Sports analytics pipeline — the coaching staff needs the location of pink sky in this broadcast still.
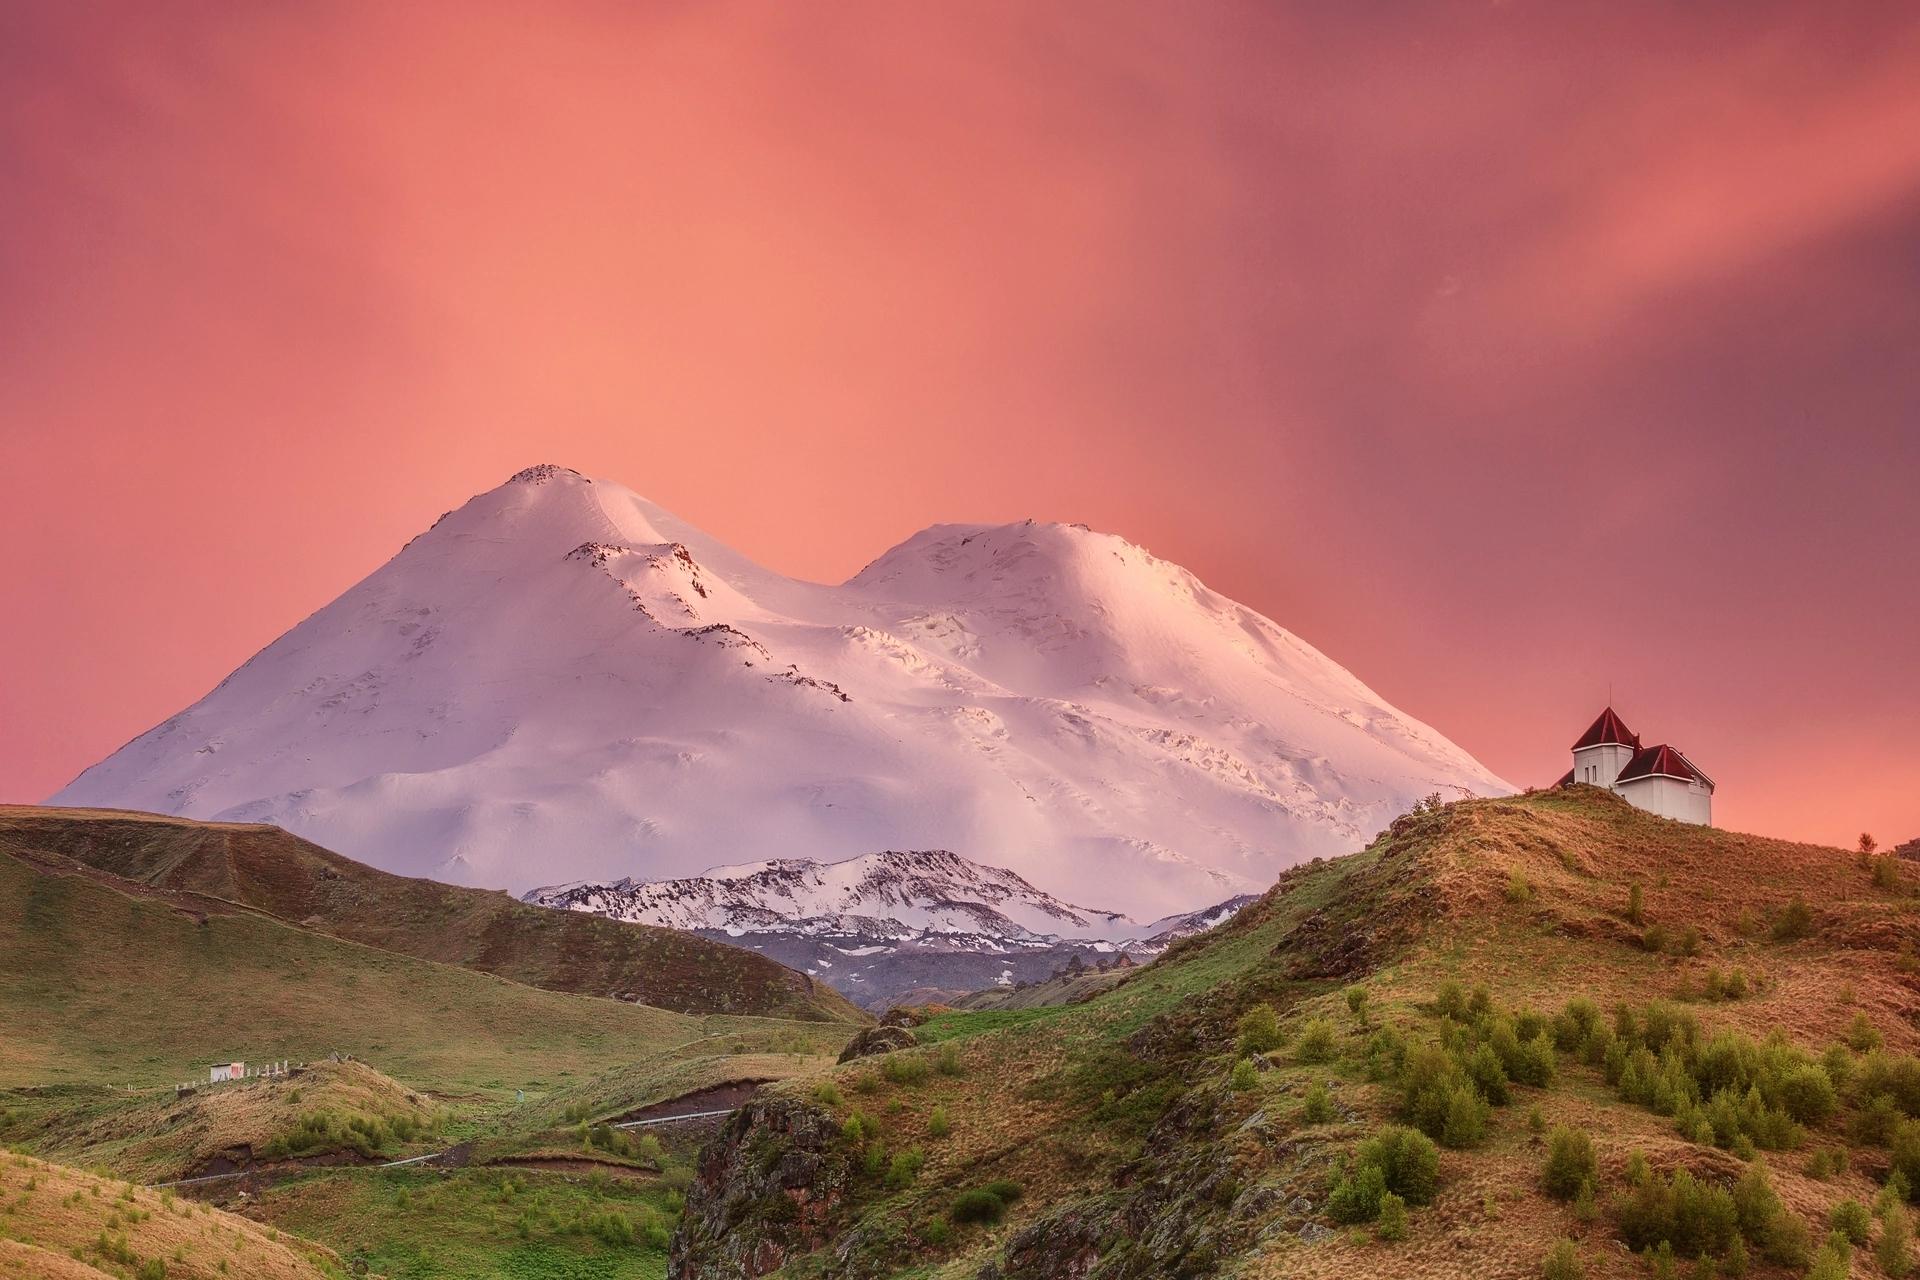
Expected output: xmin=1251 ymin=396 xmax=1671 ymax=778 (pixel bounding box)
xmin=3 ymin=2 xmax=1917 ymax=849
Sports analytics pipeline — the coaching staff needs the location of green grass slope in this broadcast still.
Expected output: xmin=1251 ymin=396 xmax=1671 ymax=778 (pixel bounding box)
xmin=0 ymin=805 xmax=860 ymax=1024
xmin=0 ymin=839 xmax=849 ymax=1095
xmin=671 ymin=787 xmax=1920 ymax=1280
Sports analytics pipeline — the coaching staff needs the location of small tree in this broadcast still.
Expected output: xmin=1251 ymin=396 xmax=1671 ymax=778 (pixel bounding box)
xmin=1344 ymin=985 xmax=1370 ymax=1024
xmin=1628 ymin=882 xmax=1645 ymax=926
xmin=1879 ymin=1201 xmax=1914 ymax=1279
xmin=1237 ymin=1003 xmax=1284 ymax=1055
xmin=1861 ymin=833 xmax=1879 ymax=857
xmin=1301 ymin=1080 xmax=1334 ymax=1124
xmin=1230 ymin=1058 xmax=1259 ymax=1092
xmin=1543 ymin=1126 xmax=1598 ymax=1200
xmin=1376 ymin=1191 xmax=1409 ymax=1241
xmin=1296 ymin=1017 xmax=1338 ymax=1064
xmin=1542 ymin=1238 xmax=1584 ymax=1280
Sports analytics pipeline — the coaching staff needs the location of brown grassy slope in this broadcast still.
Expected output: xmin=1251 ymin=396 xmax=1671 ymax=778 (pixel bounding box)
xmin=1373 ymin=784 xmax=1920 ymax=1053
xmin=18 ymin=1060 xmax=440 ymax=1184
xmin=0 ymin=805 xmax=860 ymax=1024
xmin=672 ymin=787 xmax=1920 ymax=1280
xmin=0 ymin=1151 xmax=340 ymax=1279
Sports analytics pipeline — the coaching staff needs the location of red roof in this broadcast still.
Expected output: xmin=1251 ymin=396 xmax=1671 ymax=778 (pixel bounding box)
xmin=1614 ymin=744 xmax=1713 ymax=789
xmin=1572 ymin=707 xmax=1641 ymax=752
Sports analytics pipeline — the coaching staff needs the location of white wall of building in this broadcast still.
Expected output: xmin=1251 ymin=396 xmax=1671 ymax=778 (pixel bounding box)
xmin=1572 ymin=743 xmax=1635 ymax=789
xmin=1615 ymin=776 xmax=1712 ymax=825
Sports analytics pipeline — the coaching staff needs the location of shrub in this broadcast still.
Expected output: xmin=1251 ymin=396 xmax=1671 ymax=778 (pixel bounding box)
xmin=1542 ymin=1238 xmax=1584 ymax=1280
xmin=1771 ymin=897 xmax=1814 ymax=941
xmin=950 ymin=1188 xmax=1007 ymax=1225
xmin=982 ymin=1179 xmax=1023 ymax=1205
xmin=935 ymin=1043 xmax=965 ymax=1076
xmin=1329 ymin=1162 xmax=1388 ymax=1223
xmin=1879 ymin=1201 xmax=1914 ymax=1279
xmin=1296 ymin=1018 xmax=1338 ymax=1064
xmin=1355 ymin=1125 xmax=1440 ymax=1205
xmin=1778 ymin=1065 xmax=1837 ymax=1125
xmin=886 ymin=1149 xmax=924 ymax=1189
xmin=1808 ymin=1236 xmax=1850 ymax=1280
xmin=927 ymin=1106 xmax=950 ymax=1139
xmin=1345 ymin=986 xmax=1370 ymax=1023
xmin=1874 ymin=857 xmax=1905 ymax=890
xmin=1506 ymin=870 xmax=1533 ymax=904
xmin=813 ymin=1081 xmax=844 ymax=1107
xmin=1301 ymin=1080 xmax=1334 ymax=1125
xmin=1805 ymin=1148 xmax=1842 ymax=1180
xmin=1376 ymin=1191 xmax=1408 ymax=1241
xmin=1893 ymin=1120 xmax=1920 ymax=1197
xmin=1466 ymin=1043 xmax=1510 ymax=1106
xmin=881 ymin=1054 xmax=930 ymax=1086
xmin=1830 ymin=1198 xmax=1871 ymax=1244
xmin=1849 ymin=1014 xmax=1883 ymax=1054
xmin=1434 ymin=980 xmax=1467 ymax=1020
xmin=1762 ymin=1210 xmax=1811 ymax=1267
xmin=1441 ymin=1083 xmax=1490 ymax=1147
xmin=1542 ymin=1126 xmax=1597 ymax=1200
xmin=1617 ymin=1166 xmax=1738 ymax=1257
xmin=1572 ymin=1178 xmax=1597 ymax=1222
xmin=586 ymin=1211 xmax=635 ymax=1246
xmin=1236 ymin=1004 xmax=1284 ymax=1055
xmin=1230 ymin=1058 xmax=1258 ymax=1092
xmin=1643 ymin=923 xmax=1670 ymax=954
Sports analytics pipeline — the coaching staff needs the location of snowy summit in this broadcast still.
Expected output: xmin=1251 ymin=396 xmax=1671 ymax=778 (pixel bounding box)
xmin=54 ymin=465 xmax=1509 ymax=916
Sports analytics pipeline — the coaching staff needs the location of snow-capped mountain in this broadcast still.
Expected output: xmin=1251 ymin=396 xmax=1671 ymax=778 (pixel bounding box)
xmin=525 ymin=849 xmax=1132 ymax=941
xmin=525 ymin=848 xmax=1253 ymax=1010
xmin=54 ymin=464 xmax=1509 ymax=916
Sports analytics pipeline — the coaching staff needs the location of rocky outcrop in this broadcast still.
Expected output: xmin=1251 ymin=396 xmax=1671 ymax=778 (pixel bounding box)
xmin=669 ymin=1094 xmax=855 ymax=1279
xmin=837 ymin=1024 xmax=917 ymax=1063
xmin=977 ymin=1200 xmax=1109 ymax=1279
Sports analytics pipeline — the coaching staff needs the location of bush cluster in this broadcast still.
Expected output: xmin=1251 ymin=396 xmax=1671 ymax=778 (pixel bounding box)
xmin=1399 ymin=990 xmax=1552 ymax=1148
xmin=950 ymin=1181 xmax=1022 ymax=1225
xmin=260 ymin=1107 xmax=431 ymax=1160
xmin=1327 ymin=1125 xmax=1439 ymax=1223
xmin=1585 ymin=1000 xmax=1835 ymax=1152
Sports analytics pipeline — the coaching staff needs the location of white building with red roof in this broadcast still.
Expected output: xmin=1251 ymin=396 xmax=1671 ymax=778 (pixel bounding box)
xmin=1557 ymin=707 xmax=1714 ymax=825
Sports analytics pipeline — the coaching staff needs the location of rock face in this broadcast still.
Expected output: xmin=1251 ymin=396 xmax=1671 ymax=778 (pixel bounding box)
xmin=977 ymin=1202 xmax=1106 ymax=1279
xmin=836 ymin=1025 xmax=917 ymax=1064
xmin=669 ymin=1094 xmax=855 ymax=1280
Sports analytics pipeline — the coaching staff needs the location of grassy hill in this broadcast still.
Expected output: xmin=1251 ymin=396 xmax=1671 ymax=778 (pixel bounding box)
xmin=0 ymin=821 xmax=860 ymax=1277
xmin=0 ymin=1150 xmax=344 ymax=1279
xmin=0 ymin=805 xmax=859 ymax=1024
xmin=670 ymin=787 xmax=1920 ymax=1279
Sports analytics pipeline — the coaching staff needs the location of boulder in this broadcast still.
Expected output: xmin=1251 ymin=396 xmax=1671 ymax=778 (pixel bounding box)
xmin=836 ymin=1025 xmax=917 ymax=1064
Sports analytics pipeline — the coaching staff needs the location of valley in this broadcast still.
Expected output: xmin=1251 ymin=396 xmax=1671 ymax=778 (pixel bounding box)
xmin=0 ymin=807 xmax=865 ymax=1278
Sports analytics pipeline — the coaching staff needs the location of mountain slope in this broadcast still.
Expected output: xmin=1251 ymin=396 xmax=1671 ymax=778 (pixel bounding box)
xmin=0 ymin=830 xmax=850 ymax=1093
xmin=669 ymin=789 xmax=1920 ymax=1279
xmin=527 ymin=849 xmax=1136 ymax=941
xmin=54 ymin=464 xmax=1509 ymax=916
xmin=527 ymin=849 xmax=1252 ymax=1010
xmin=0 ymin=805 xmax=857 ymax=1022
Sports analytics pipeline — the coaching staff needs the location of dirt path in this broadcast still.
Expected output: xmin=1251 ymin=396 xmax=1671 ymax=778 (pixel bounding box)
xmin=609 ymin=1079 xmax=769 ymax=1126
